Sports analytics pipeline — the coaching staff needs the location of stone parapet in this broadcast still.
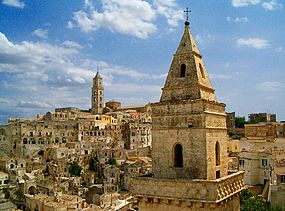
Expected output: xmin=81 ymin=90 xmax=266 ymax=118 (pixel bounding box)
xmin=130 ymin=171 xmax=244 ymax=203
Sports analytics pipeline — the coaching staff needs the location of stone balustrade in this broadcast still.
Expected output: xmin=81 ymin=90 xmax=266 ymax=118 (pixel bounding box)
xmin=130 ymin=171 xmax=244 ymax=203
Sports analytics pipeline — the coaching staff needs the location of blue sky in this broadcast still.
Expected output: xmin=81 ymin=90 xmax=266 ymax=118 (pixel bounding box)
xmin=0 ymin=0 xmax=284 ymax=124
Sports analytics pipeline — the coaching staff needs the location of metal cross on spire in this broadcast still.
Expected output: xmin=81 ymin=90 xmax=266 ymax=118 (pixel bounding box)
xmin=184 ymin=7 xmax=191 ymax=21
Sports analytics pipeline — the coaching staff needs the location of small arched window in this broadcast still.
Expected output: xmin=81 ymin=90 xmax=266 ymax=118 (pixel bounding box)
xmin=199 ymin=63 xmax=205 ymax=78
xmin=180 ymin=64 xmax=186 ymax=77
xmin=174 ymin=144 xmax=183 ymax=167
xmin=215 ymin=142 xmax=220 ymax=166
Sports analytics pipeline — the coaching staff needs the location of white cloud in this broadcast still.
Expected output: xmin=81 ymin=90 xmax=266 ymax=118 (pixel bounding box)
xmin=2 ymin=0 xmax=24 ymax=8
xmin=209 ymin=74 xmax=232 ymax=80
xmin=226 ymin=16 xmax=249 ymax=23
xmin=0 ymin=32 xmax=163 ymax=118
xmin=232 ymin=0 xmax=261 ymax=7
xmin=66 ymin=21 xmax=74 ymax=29
xmin=81 ymin=59 xmax=165 ymax=82
xmin=32 ymin=28 xmax=49 ymax=39
xmin=237 ymin=38 xmax=270 ymax=49
xmin=17 ymin=100 xmax=51 ymax=108
xmin=0 ymin=31 xmax=89 ymax=86
xmin=256 ymin=81 xmax=284 ymax=92
xmin=275 ymin=46 xmax=283 ymax=53
xmin=84 ymin=0 xmax=95 ymax=10
xmin=72 ymin=0 xmax=157 ymax=39
xmin=153 ymin=0 xmax=183 ymax=28
xmin=62 ymin=40 xmax=83 ymax=49
xmin=70 ymin=0 xmax=183 ymax=39
xmin=232 ymin=0 xmax=282 ymax=10
xmin=109 ymin=83 xmax=161 ymax=95
xmin=262 ymin=0 xmax=283 ymax=10
xmin=195 ymin=34 xmax=214 ymax=45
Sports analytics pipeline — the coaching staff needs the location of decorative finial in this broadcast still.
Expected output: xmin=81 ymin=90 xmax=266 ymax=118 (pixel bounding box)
xmin=184 ymin=7 xmax=191 ymax=25
xmin=97 ymin=67 xmax=99 ymax=73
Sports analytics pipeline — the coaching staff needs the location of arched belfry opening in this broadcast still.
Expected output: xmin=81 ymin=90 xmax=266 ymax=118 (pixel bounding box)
xmin=199 ymin=63 xmax=205 ymax=78
xmin=215 ymin=142 xmax=220 ymax=166
xmin=174 ymin=144 xmax=183 ymax=167
xmin=180 ymin=64 xmax=186 ymax=77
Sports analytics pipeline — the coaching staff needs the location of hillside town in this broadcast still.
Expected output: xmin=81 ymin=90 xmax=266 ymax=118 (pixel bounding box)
xmin=0 ymin=71 xmax=154 ymax=210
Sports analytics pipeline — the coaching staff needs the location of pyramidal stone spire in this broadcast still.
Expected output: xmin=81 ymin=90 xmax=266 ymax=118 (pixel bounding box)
xmin=94 ymin=71 xmax=102 ymax=80
xmin=160 ymin=21 xmax=216 ymax=102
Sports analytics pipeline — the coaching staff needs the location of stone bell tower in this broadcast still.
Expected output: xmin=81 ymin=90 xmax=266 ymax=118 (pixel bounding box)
xmin=152 ymin=17 xmax=227 ymax=181
xmin=130 ymin=9 xmax=244 ymax=211
xmin=91 ymin=71 xmax=104 ymax=114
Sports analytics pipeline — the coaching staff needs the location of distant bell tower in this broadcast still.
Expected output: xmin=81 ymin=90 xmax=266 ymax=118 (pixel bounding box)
xmin=91 ymin=71 xmax=104 ymax=114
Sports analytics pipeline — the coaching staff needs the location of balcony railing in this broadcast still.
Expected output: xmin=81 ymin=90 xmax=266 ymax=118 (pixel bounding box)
xmin=130 ymin=171 xmax=244 ymax=203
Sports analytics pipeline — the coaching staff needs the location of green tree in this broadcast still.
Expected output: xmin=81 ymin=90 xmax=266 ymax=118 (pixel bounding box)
xmin=240 ymin=190 xmax=267 ymax=211
xmin=107 ymin=157 xmax=117 ymax=165
xmin=89 ymin=156 xmax=98 ymax=172
xmin=69 ymin=162 xmax=82 ymax=176
xmin=235 ymin=116 xmax=246 ymax=128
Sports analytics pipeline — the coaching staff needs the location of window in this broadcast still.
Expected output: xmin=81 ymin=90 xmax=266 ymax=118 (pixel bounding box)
xmin=216 ymin=170 xmax=220 ymax=179
xmin=215 ymin=142 xmax=220 ymax=166
xmin=239 ymin=159 xmax=245 ymax=166
xmin=199 ymin=63 xmax=205 ymax=78
xmin=281 ymin=175 xmax=285 ymax=183
xmin=174 ymin=144 xmax=183 ymax=167
xmin=262 ymin=159 xmax=268 ymax=167
xmin=180 ymin=64 xmax=186 ymax=77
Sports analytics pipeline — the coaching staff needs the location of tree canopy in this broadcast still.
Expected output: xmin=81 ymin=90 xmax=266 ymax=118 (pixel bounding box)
xmin=240 ymin=190 xmax=267 ymax=211
xmin=69 ymin=162 xmax=82 ymax=177
xmin=235 ymin=116 xmax=246 ymax=128
xmin=107 ymin=157 xmax=117 ymax=165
